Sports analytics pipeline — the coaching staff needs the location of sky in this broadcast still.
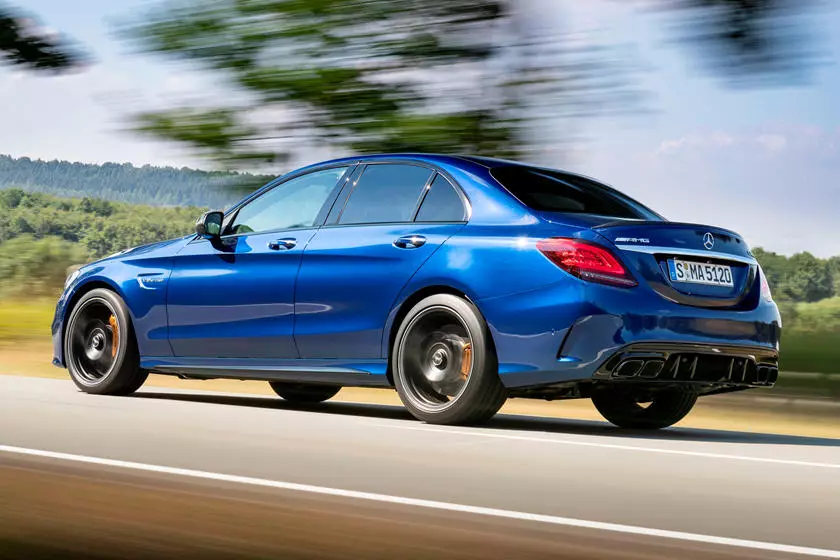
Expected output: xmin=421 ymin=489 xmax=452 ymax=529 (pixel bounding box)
xmin=1 ymin=0 xmax=839 ymax=257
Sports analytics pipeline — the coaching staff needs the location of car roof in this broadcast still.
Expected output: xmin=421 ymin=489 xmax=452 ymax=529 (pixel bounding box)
xmin=305 ymin=152 xmax=544 ymax=170
xmin=305 ymin=153 xmax=473 ymax=168
xmin=306 ymin=153 xmax=598 ymax=180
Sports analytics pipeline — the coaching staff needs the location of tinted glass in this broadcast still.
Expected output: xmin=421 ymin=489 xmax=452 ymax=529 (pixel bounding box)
xmin=339 ymin=164 xmax=433 ymax=225
xmin=415 ymin=175 xmax=466 ymax=222
xmin=228 ymin=167 xmax=348 ymax=235
xmin=490 ymin=166 xmax=660 ymax=220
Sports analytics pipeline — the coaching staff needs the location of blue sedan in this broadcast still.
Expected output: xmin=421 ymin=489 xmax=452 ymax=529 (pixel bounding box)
xmin=53 ymin=154 xmax=781 ymax=428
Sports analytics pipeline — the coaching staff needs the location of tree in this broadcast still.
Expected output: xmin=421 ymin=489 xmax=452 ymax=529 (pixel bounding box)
xmin=126 ymin=0 xmax=818 ymax=169
xmin=663 ymin=0 xmax=818 ymax=84
xmin=827 ymin=256 xmax=840 ymax=298
xmin=752 ymin=247 xmax=791 ymax=296
xmin=0 ymin=6 xmax=82 ymax=71
xmin=753 ymin=248 xmax=835 ymax=303
xmin=782 ymin=252 xmax=832 ymax=303
xmin=0 ymin=235 xmax=90 ymax=297
xmin=126 ymin=0 xmax=636 ymax=166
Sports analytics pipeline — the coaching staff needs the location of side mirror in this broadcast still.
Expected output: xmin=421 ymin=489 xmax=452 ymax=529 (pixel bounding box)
xmin=195 ymin=211 xmax=223 ymax=238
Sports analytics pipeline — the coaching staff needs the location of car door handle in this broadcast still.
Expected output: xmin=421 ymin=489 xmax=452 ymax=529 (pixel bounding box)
xmin=393 ymin=235 xmax=426 ymax=249
xmin=268 ymin=238 xmax=297 ymax=250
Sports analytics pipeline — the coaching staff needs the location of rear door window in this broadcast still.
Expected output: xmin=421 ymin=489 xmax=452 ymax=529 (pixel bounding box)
xmin=490 ymin=165 xmax=660 ymax=220
xmin=338 ymin=164 xmax=433 ymax=225
xmin=415 ymin=175 xmax=466 ymax=222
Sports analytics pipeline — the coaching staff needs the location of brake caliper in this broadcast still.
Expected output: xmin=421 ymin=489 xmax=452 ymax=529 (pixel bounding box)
xmin=460 ymin=343 xmax=472 ymax=379
xmin=108 ymin=315 xmax=119 ymax=358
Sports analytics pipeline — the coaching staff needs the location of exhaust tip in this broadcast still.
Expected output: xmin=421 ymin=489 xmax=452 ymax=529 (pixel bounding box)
xmin=756 ymin=365 xmax=778 ymax=385
xmin=639 ymin=359 xmax=664 ymax=379
xmin=614 ymin=359 xmax=644 ymax=378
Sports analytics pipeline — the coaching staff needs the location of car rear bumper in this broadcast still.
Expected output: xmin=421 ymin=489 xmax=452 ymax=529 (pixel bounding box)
xmin=500 ymin=318 xmax=780 ymax=391
xmin=504 ymin=339 xmax=779 ymax=398
xmin=485 ymin=280 xmax=781 ymax=390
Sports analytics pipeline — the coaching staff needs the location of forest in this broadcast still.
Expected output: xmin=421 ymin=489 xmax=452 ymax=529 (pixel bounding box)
xmin=0 ymin=188 xmax=200 ymax=296
xmin=0 ymin=154 xmax=270 ymax=208
xmin=0 ymin=186 xmax=837 ymax=314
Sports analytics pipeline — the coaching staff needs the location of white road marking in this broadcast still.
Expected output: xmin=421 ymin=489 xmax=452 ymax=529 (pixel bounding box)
xmin=374 ymin=423 xmax=840 ymax=469
xmin=1 ymin=444 xmax=839 ymax=558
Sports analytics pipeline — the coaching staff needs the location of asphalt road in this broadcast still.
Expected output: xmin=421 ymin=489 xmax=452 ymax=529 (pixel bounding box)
xmin=1 ymin=376 xmax=839 ymax=559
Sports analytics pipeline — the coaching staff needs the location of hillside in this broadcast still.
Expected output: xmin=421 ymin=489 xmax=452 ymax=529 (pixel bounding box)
xmin=0 ymin=154 xmax=273 ymax=208
xmin=0 ymin=188 xmax=200 ymax=296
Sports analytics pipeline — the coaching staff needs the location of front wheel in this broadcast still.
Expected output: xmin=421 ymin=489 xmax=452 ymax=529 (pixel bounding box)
xmin=591 ymin=387 xmax=698 ymax=429
xmin=64 ymin=288 xmax=148 ymax=395
xmin=392 ymin=294 xmax=507 ymax=425
xmin=269 ymin=382 xmax=341 ymax=404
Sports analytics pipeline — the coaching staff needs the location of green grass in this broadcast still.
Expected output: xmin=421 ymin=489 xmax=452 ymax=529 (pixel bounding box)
xmin=781 ymin=331 xmax=840 ymax=374
xmin=793 ymin=297 xmax=840 ymax=333
xmin=0 ymin=299 xmax=54 ymax=342
xmin=776 ymin=331 xmax=840 ymax=399
xmin=1 ymin=299 xmax=838 ymax=380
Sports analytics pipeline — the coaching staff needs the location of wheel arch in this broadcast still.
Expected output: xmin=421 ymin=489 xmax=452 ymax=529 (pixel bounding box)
xmin=383 ymin=284 xmax=495 ymax=386
xmin=61 ymin=279 xmax=129 ymax=357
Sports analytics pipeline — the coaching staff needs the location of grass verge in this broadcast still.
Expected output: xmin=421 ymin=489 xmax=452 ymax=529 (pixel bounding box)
xmin=0 ymin=299 xmax=54 ymax=342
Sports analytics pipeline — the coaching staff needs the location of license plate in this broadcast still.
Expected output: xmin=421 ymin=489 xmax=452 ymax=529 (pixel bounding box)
xmin=668 ymin=259 xmax=734 ymax=287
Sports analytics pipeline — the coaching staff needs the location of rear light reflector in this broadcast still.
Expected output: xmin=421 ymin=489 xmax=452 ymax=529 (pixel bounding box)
xmin=758 ymin=265 xmax=773 ymax=302
xmin=537 ymin=237 xmax=637 ymax=287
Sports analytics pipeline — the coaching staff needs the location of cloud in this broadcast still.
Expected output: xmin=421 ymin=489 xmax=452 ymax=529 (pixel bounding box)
xmin=655 ymin=126 xmax=840 ymax=158
xmin=656 ymin=131 xmax=736 ymax=155
xmin=710 ymin=131 xmax=735 ymax=147
xmin=656 ymin=137 xmax=689 ymax=155
xmin=621 ymin=125 xmax=840 ymax=256
xmin=755 ymin=133 xmax=787 ymax=152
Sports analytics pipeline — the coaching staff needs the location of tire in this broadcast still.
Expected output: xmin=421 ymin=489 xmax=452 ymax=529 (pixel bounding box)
xmin=392 ymin=294 xmax=507 ymax=425
xmin=591 ymin=387 xmax=698 ymax=429
xmin=269 ymin=382 xmax=341 ymax=404
xmin=64 ymin=288 xmax=148 ymax=395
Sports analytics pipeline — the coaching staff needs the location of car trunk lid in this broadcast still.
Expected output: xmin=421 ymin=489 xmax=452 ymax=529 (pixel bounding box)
xmin=593 ymin=221 xmax=758 ymax=308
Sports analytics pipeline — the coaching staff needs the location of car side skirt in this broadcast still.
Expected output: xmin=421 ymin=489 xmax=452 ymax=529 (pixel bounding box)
xmin=142 ymin=357 xmax=392 ymax=388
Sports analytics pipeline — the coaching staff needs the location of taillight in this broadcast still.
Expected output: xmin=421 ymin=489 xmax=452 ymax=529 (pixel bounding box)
xmin=537 ymin=237 xmax=637 ymax=287
xmin=759 ymin=265 xmax=773 ymax=302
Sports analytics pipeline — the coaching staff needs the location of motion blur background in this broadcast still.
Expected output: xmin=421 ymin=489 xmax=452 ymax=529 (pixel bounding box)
xmin=2 ymin=0 xmax=838 ymax=393
xmin=0 ymin=1 xmax=839 ymax=557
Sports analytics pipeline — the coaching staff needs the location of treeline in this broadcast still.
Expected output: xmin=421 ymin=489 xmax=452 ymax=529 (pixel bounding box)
xmin=752 ymin=248 xmax=840 ymax=303
xmin=751 ymin=249 xmax=840 ymax=333
xmin=1 ymin=187 xmax=839 ymax=318
xmin=0 ymin=188 xmax=200 ymax=296
xmin=0 ymin=154 xmax=271 ymax=208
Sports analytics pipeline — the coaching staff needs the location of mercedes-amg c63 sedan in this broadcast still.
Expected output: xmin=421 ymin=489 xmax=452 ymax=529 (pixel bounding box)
xmin=53 ymin=154 xmax=781 ymax=428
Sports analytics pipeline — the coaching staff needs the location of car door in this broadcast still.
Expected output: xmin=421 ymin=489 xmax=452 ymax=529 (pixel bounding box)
xmin=166 ymin=165 xmax=352 ymax=358
xmin=294 ymin=163 xmax=468 ymax=359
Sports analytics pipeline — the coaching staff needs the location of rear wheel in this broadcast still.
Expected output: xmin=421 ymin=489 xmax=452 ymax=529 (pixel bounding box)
xmin=65 ymin=288 xmax=147 ymax=395
xmin=393 ymin=294 xmax=507 ymax=425
xmin=591 ymin=387 xmax=698 ymax=429
xmin=269 ymin=382 xmax=341 ymax=404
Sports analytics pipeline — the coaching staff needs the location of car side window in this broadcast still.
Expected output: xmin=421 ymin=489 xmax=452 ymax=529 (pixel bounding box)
xmin=415 ymin=174 xmax=466 ymax=222
xmin=226 ymin=167 xmax=348 ymax=235
xmin=338 ymin=164 xmax=433 ymax=225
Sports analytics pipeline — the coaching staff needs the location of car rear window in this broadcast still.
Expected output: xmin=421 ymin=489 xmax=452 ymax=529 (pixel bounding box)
xmin=489 ymin=165 xmax=659 ymax=220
